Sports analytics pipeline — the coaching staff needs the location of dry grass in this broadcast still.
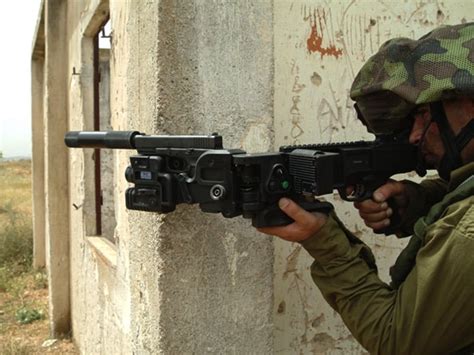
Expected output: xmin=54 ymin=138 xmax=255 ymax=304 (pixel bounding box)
xmin=0 ymin=160 xmax=32 ymax=222
xmin=0 ymin=160 xmax=78 ymax=354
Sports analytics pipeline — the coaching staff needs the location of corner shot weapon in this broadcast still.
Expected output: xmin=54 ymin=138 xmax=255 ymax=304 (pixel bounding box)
xmin=65 ymin=130 xmax=418 ymax=234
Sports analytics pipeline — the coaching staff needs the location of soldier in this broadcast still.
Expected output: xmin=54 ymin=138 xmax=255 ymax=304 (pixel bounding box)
xmin=258 ymin=23 xmax=474 ymax=354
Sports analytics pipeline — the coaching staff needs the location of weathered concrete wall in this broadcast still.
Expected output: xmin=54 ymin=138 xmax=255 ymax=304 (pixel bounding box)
xmin=273 ymin=1 xmax=474 ymax=353
xmin=38 ymin=0 xmax=473 ymax=353
xmin=43 ymin=0 xmax=70 ymax=336
xmin=65 ymin=0 xmax=274 ymax=353
xmin=31 ymin=57 xmax=46 ymax=269
xmin=31 ymin=1 xmax=46 ymax=270
xmin=67 ymin=0 xmax=132 ymax=353
xmin=120 ymin=1 xmax=275 ymax=353
xmin=31 ymin=5 xmax=46 ymax=269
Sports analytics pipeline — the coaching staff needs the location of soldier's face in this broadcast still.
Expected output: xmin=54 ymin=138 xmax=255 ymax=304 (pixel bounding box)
xmin=409 ymin=98 xmax=474 ymax=170
xmin=408 ymin=105 xmax=445 ymax=169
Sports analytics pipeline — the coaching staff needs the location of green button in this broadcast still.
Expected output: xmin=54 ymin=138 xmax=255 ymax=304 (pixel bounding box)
xmin=281 ymin=181 xmax=289 ymax=189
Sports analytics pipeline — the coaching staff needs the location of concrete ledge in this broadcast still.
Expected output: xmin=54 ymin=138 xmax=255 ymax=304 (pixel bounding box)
xmin=86 ymin=236 xmax=117 ymax=269
xmin=31 ymin=0 xmax=45 ymax=60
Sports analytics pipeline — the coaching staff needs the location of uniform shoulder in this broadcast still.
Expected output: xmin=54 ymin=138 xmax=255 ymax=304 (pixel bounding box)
xmin=456 ymin=196 xmax=474 ymax=239
xmin=424 ymin=195 xmax=474 ymax=243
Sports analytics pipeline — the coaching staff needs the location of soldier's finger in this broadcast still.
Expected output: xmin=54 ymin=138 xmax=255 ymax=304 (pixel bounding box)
xmin=372 ymin=180 xmax=405 ymax=203
xmin=359 ymin=208 xmax=392 ymax=222
xmin=278 ymin=198 xmax=316 ymax=229
xmin=257 ymin=225 xmax=292 ymax=239
xmin=365 ymin=218 xmax=391 ymax=231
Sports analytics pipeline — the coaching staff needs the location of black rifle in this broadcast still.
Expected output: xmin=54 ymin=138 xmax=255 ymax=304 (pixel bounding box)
xmin=65 ymin=131 xmax=418 ymax=234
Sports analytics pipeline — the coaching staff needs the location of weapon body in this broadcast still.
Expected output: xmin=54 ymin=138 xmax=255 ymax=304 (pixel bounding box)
xmin=65 ymin=131 xmax=418 ymax=233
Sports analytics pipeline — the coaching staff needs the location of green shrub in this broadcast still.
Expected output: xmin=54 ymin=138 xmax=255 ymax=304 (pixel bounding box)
xmin=15 ymin=307 xmax=44 ymax=324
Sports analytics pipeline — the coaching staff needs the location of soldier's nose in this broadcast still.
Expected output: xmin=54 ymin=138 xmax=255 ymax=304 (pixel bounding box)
xmin=409 ymin=116 xmax=426 ymax=145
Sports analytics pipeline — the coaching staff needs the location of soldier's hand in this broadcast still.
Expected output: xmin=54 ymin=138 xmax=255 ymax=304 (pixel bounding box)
xmin=353 ymin=180 xmax=408 ymax=231
xmin=257 ymin=198 xmax=328 ymax=242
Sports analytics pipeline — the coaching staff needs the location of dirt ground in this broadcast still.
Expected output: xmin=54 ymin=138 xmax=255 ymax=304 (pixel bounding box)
xmin=0 ymin=160 xmax=78 ymax=354
xmin=0 ymin=272 xmax=78 ymax=354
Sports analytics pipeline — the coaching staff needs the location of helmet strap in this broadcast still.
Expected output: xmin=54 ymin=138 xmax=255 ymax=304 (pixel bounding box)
xmin=430 ymin=101 xmax=465 ymax=180
xmin=415 ymin=120 xmax=430 ymax=177
xmin=454 ymin=118 xmax=474 ymax=152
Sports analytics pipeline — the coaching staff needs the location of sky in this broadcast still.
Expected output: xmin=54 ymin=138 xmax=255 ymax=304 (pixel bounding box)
xmin=0 ymin=1 xmax=42 ymax=157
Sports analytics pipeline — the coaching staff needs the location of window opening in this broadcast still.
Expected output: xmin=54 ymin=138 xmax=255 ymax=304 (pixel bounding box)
xmin=93 ymin=18 xmax=115 ymax=241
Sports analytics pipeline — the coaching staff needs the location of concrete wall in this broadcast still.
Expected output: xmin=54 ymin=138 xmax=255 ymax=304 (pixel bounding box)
xmin=31 ymin=2 xmax=45 ymax=269
xmin=32 ymin=0 xmax=474 ymax=353
xmin=273 ymin=1 xmax=474 ymax=353
xmin=123 ymin=1 xmax=274 ymax=353
xmin=65 ymin=0 xmax=274 ymax=353
xmin=66 ymin=0 xmax=131 ymax=351
xmin=43 ymin=0 xmax=71 ymax=336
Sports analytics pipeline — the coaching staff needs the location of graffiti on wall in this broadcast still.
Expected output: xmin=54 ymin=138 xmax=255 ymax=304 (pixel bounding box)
xmin=305 ymin=8 xmax=343 ymax=59
xmin=284 ymin=4 xmax=387 ymax=143
xmin=289 ymin=59 xmax=305 ymax=143
xmin=274 ymin=1 xmax=473 ymax=353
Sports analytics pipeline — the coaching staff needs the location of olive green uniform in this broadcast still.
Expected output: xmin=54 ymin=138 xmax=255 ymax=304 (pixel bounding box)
xmin=301 ymin=163 xmax=474 ymax=354
xmin=299 ymin=22 xmax=474 ymax=353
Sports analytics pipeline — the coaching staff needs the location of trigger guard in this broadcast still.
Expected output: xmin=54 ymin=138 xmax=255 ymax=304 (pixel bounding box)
xmin=339 ymin=184 xmax=370 ymax=202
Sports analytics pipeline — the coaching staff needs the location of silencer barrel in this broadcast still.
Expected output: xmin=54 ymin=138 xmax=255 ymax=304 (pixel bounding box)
xmin=65 ymin=131 xmax=141 ymax=149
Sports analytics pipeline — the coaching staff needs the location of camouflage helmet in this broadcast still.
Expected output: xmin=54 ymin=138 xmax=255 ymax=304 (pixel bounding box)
xmin=350 ymin=22 xmax=474 ymax=135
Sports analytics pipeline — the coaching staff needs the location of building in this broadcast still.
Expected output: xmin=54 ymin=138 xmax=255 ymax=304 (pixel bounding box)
xmin=31 ymin=0 xmax=470 ymax=353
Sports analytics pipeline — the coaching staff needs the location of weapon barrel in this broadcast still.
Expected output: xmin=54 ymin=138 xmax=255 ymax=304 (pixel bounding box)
xmin=65 ymin=131 xmax=141 ymax=149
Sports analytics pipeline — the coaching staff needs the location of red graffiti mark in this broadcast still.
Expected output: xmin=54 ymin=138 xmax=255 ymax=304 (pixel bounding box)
xmin=306 ymin=10 xmax=343 ymax=59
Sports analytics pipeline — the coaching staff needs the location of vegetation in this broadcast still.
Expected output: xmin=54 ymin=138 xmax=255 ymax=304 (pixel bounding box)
xmin=0 ymin=203 xmax=33 ymax=282
xmin=0 ymin=160 xmax=77 ymax=354
xmin=0 ymin=161 xmax=34 ymax=291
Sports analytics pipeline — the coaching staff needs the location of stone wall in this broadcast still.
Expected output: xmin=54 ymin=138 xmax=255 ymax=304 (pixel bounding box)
xmin=272 ymin=1 xmax=474 ymax=353
xmin=64 ymin=0 xmax=274 ymax=353
xmin=32 ymin=0 xmax=474 ymax=353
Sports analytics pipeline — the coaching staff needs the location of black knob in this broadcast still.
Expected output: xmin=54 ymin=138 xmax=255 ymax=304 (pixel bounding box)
xmin=125 ymin=166 xmax=134 ymax=183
